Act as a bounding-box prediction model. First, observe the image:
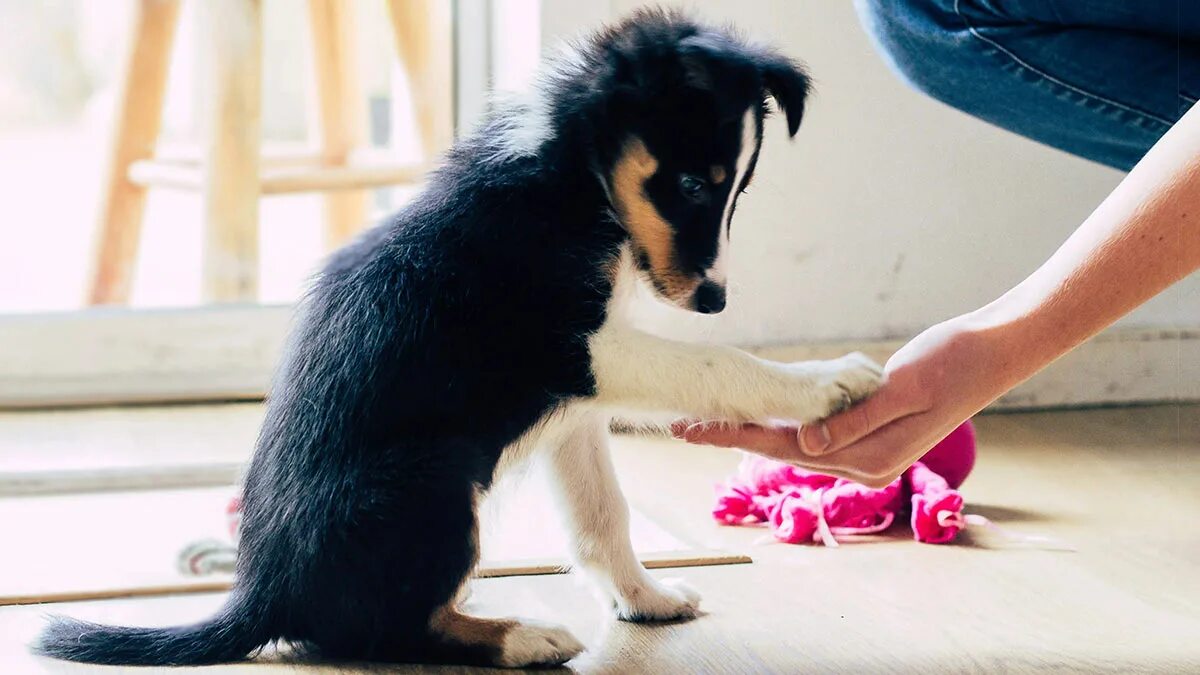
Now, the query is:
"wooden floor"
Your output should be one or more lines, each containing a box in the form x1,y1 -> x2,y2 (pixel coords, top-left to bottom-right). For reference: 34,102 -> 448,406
3,404 -> 1198,673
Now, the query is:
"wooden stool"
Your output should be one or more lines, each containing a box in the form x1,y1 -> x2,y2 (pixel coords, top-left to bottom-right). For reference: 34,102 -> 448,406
88,0 -> 453,305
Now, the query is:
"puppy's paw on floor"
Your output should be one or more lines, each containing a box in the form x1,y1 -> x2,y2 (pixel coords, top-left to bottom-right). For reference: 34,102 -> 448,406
616,577 -> 702,622
496,620 -> 585,668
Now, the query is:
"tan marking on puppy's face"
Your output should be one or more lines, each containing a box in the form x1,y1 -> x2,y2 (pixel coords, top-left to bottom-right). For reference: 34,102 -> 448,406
709,165 -> 727,184
610,137 -> 701,304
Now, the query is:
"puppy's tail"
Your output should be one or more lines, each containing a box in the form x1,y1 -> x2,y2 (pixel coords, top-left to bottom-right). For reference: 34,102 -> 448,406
33,591 -> 271,666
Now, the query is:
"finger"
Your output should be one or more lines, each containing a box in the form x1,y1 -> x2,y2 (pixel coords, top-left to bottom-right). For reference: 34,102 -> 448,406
682,422 -> 802,458
814,414 -> 950,487
801,385 -> 920,457
676,415 -> 932,488
679,422 -> 906,484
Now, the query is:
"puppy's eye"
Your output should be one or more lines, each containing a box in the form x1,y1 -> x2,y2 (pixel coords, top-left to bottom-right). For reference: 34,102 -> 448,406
678,174 -> 707,201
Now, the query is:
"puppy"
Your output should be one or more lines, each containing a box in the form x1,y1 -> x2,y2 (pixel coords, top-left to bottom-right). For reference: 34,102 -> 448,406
35,9 -> 880,669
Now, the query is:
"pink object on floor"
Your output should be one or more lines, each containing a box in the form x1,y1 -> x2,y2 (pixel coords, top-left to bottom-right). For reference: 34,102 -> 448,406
907,461 -> 965,544
917,419 -> 976,489
712,420 -> 975,546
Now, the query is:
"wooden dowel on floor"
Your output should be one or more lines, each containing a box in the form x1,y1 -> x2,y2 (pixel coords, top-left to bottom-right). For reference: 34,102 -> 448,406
0,550 -> 750,606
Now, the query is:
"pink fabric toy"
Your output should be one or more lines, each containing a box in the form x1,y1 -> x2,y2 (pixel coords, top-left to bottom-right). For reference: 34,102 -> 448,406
913,418 -> 976,489
907,461 -> 965,544
713,420 -> 976,546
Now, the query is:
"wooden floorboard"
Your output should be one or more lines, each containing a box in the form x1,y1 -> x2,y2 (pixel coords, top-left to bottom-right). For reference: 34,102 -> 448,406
3,404 -> 1198,672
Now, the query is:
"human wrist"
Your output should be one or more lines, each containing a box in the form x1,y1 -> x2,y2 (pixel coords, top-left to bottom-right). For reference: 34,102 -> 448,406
956,292 -> 1057,389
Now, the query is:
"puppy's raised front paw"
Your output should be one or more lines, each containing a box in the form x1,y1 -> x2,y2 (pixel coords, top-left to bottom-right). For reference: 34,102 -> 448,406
614,577 -> 702,622
812,351 -> 883,419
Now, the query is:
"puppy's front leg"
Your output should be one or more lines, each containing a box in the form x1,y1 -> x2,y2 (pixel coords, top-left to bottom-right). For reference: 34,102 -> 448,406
546,420 -> 700,622
588,322 -> 881,423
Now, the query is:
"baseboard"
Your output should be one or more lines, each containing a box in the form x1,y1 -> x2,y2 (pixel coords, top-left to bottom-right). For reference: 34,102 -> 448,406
1,306 -> 1195,409
0,306 -> 291,409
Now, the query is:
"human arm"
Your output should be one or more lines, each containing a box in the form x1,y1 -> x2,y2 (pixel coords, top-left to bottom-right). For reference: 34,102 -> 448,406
676,102 -> 1200,487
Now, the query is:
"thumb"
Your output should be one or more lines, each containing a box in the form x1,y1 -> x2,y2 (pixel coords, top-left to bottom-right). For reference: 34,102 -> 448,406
814,412 -> 956,488
800,386 -> 912,456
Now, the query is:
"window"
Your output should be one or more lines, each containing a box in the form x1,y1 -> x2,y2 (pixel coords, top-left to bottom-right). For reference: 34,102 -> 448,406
0,1 -> 543,603
0,0 -> 542,410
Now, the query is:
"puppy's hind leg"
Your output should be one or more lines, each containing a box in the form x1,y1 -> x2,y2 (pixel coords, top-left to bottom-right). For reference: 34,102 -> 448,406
546,419 -> 701,622
416,489 -> 584,668
305,462 -> 583,669
427,608 -> 584,668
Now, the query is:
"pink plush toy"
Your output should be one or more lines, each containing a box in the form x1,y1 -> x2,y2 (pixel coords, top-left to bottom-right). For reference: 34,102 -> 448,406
713,420 -> 976,546
913,419 -> 975,489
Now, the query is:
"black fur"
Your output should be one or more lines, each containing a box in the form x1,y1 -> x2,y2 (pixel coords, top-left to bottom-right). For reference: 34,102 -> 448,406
35,9 -> 810,667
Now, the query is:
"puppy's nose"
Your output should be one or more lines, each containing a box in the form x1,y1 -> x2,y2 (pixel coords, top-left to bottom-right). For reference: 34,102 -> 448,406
694,280 -> 726,314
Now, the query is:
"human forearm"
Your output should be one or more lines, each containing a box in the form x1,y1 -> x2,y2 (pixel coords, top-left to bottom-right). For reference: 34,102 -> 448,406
969,103 -> 1200,380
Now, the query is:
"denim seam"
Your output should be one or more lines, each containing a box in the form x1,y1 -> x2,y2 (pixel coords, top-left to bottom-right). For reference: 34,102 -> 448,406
952,0 -> 1177,129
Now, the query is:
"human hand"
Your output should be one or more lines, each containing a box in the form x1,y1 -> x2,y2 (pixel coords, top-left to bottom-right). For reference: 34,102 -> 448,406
673,316 -> 1018,487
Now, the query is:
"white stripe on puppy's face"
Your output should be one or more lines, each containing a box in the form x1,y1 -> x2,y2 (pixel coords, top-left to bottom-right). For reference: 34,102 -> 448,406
706,106 -> 760,288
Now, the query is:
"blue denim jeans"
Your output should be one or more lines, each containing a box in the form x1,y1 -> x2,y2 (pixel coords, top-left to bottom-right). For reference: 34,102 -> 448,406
856,0 -> 1200,170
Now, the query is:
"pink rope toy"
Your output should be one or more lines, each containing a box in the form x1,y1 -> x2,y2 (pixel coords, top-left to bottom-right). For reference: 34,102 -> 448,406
713,420 -> 980,546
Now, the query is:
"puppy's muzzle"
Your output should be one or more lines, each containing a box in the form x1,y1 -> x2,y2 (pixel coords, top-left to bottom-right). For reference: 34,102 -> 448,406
693,280 -> 727,314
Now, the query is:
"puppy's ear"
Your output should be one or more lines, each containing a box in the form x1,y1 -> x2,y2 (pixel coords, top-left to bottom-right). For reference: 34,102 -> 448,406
758,53 -> 811,137
677,33 -> 732,91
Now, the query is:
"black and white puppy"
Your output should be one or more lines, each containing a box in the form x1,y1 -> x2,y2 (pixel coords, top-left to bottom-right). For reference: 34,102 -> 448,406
37,9 -> 880,669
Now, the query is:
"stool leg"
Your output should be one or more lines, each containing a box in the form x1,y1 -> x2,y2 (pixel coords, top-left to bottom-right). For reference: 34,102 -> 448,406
387,0 -> 455,160
308,0 -> 369,249
87,0 -> 182,306
199,0 -> 262,303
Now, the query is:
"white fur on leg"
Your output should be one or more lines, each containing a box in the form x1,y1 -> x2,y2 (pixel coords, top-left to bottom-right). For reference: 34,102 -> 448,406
545,419 -> 702,622
588,317 -> 882,425
611,576 -> 701,622
496,619 -> 585,667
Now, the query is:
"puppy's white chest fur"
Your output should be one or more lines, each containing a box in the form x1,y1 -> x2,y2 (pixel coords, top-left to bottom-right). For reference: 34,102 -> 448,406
493,246 -> 651,479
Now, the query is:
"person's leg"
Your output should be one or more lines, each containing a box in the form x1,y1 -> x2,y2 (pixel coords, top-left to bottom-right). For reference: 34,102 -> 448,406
855,0 -> 1200,170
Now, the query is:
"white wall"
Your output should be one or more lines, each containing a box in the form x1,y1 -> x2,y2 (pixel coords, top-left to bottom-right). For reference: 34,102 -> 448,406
542,0 -> 1200,346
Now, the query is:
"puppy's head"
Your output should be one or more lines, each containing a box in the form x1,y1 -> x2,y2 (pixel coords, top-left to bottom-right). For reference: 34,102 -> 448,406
598,11 -> 810,313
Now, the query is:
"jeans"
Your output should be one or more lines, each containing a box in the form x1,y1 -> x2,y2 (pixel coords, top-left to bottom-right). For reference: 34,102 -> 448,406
855,0 -> 1200,170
